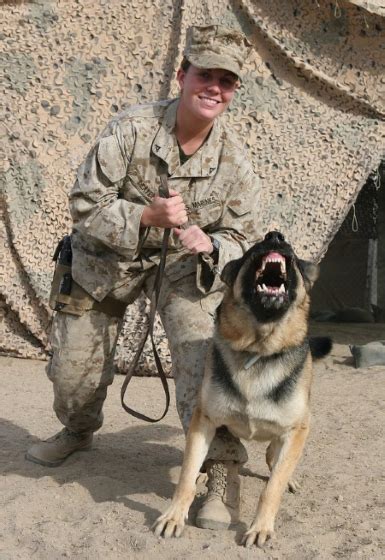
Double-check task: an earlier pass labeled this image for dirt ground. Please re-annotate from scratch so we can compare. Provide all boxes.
[0,323,384,560]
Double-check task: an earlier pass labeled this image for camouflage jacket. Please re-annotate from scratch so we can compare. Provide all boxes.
[69,99,261,301]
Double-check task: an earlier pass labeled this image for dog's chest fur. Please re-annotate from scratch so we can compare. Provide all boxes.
[201,338,311,441]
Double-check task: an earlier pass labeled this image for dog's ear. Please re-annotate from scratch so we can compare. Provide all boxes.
[221,257,243,287]
[297,259,319,290]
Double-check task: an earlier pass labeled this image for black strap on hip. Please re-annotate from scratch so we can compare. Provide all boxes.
[120,174,171,422]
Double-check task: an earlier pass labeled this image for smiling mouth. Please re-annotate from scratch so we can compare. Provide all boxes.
[255,251,289,308]
[198,96,220,105]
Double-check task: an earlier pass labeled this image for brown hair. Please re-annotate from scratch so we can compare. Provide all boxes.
[180,57,191,72]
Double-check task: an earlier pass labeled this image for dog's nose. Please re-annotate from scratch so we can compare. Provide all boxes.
[265,231,285,244]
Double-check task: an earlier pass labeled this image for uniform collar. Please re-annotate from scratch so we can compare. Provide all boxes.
[152,98,224,179]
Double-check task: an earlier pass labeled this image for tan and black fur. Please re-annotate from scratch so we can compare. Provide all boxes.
[153,231,331,547]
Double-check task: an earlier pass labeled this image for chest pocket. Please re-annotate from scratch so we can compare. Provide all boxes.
[226,195,252,217]
[121,169,156,203]
[121,153,164,202]
[187,198,223,229]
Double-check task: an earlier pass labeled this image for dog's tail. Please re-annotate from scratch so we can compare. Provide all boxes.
[309,337,332,360]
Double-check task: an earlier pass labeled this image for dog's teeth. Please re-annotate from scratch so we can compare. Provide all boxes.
[262,283,267,291]
[279,283,285,293]
[257,285,263,292]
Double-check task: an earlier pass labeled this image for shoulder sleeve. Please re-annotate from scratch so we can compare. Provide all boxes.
[69,119,147,258]
[98,134,126,183]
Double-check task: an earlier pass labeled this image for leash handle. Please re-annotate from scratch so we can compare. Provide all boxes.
[158,174,170,199]
[120,173,171,422]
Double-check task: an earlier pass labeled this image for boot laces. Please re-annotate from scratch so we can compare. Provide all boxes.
[207,461,227,497]
[48,428,87,443]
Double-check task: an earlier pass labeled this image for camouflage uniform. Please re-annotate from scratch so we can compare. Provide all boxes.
[47,96,260,462]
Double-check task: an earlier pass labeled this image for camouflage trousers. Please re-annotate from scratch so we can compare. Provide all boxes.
[47,270,248,464]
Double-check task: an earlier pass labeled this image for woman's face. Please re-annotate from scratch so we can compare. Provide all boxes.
[177,65,239,125]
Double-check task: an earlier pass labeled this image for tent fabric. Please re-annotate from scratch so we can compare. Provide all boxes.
[348,0,385,16]
[1,0,384,368]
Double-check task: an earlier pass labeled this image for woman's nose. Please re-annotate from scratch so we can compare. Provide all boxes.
[206,80,221,92]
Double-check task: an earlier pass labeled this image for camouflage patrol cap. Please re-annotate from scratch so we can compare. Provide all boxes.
[183,25,251,80]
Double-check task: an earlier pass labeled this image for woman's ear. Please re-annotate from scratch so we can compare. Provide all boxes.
[176,68,186,90]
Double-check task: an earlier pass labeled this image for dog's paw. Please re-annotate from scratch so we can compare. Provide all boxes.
[241,523,274,548]
[152,506,187,538]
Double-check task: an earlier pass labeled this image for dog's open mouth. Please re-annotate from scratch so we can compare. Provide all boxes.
[255,251,288,307]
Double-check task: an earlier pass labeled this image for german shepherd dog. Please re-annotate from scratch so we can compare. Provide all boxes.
[153,231,331,547]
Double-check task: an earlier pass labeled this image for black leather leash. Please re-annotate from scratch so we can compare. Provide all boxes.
[120,174,171,422]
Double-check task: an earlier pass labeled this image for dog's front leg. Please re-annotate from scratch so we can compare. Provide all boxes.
[243,421,309,548]
[153,407,216,538]
[266,440,301,493]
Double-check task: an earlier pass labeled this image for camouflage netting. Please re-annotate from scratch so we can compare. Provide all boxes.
[1,0,384,373]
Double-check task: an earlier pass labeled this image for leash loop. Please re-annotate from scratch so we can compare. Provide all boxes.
[120,174,171,422]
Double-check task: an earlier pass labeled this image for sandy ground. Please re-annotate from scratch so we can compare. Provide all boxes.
[1,323,384,560]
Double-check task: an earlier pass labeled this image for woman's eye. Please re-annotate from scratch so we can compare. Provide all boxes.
[199,71,211,80]
[220,78,236,90]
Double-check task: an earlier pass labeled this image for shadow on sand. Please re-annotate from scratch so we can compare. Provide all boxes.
[0,419,186,527]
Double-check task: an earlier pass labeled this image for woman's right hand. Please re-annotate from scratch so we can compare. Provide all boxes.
[140,189,188,228]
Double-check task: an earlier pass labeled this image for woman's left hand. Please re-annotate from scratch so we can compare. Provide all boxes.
[174,225,213,255]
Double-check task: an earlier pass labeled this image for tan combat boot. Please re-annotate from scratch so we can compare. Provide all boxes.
[196,460,241,530]
[25,428,93,467]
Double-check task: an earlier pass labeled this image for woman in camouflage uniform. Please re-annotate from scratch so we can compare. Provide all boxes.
[26,24,261,530]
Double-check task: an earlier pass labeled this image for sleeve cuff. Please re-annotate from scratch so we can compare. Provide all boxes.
[196,238,229,294]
